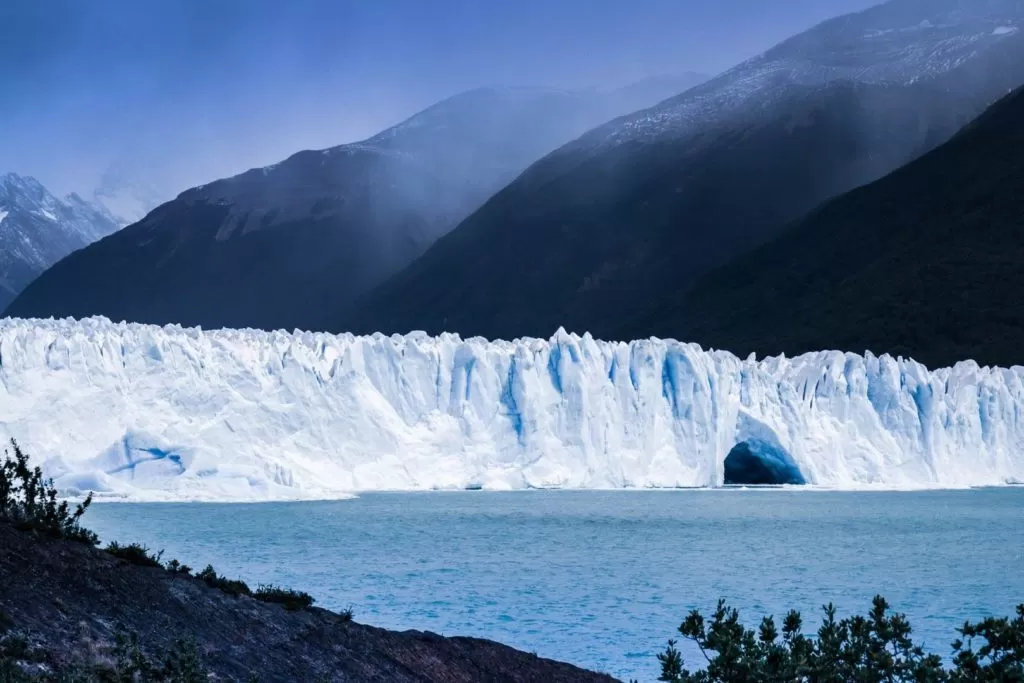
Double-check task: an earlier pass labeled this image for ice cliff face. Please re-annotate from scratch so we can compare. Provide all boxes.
[0,317,1020,501]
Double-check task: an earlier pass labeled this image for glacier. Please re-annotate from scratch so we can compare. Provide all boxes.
[0,317,1021,501]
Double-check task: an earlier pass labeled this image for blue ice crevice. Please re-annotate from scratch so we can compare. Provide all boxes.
[500,358,526,445]
[96,431,191,481]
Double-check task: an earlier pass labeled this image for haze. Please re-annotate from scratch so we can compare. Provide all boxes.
[1,0,877,200]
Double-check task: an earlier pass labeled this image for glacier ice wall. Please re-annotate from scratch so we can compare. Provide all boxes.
[0,317,1021,500]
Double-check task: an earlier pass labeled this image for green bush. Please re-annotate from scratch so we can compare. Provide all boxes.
[156,637,207,683]
[111,631,152,682]
[0,659,31,683]
[1,629,213,682]
[0,440,96,545]
[196,565,252,598]
[657,596,1024,682]
[104,542,164,569]
[165,559,192,576]
[253,584,315,611]
[108,631,210,683]
[0,632,30,661]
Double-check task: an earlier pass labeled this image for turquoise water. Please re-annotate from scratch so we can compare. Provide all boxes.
[86,490,1024,681]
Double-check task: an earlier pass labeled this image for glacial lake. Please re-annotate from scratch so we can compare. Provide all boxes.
[86,490,1024,681]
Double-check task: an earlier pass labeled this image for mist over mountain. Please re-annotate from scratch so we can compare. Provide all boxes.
[0,173,119,311]
[345,0,1024,342]
[4,76,707,330]
[2,0,875,202]
[92,164,169,226]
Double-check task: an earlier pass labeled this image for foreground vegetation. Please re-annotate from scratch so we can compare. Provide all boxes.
[0,630,212,683]
[655,597,1024,682]
[0,440,318,614]
[0,440,96,545]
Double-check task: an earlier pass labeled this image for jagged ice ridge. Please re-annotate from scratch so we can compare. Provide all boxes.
[0,317,1020,500]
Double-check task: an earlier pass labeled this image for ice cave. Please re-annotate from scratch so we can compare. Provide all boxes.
[723,439,807,486]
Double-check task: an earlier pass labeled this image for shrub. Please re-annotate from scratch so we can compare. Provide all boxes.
[109,631,210,683]
[165,559,192,576]
[197,565,252,598]
[0,659,31,683]
[338,606,354,624]
[157,638,207,683]
[104,542,164,569]
[951,604,1024,681]
[657,596,1024,682]
[253,584,315,611]
[0,440,96,545]
[0,632,30,661]
[112,631,153,681]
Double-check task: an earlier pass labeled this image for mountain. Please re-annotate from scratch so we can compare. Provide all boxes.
[92,164,169,226]
[653,85,1024,369]
[608,71,713,105]
[4,76,708,331]
[346,0,1024,341]
[0,318,1020,502]
[0,173,120,312]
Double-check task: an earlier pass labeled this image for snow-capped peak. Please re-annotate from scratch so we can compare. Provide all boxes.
[0,173,121,310]
[578,0,1024,148]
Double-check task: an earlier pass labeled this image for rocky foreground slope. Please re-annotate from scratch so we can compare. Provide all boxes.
[0,523,616,682]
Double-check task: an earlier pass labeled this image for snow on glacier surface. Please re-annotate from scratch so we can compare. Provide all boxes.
[0,317,1021,501]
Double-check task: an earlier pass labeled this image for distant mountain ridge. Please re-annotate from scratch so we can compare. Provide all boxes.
[0,173,120,311]
[345,0,1024,342]
[5,74,708,330]
[578,0,1024,148]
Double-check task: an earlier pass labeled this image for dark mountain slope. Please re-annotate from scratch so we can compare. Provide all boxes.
[345,0,1024,341]
[349,79,989,340]
[4,78,706,331]
[651,86,1024,370]
[0,523,617,682]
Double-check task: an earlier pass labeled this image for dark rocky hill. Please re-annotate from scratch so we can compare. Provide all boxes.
[650,86,1024,369]
[5,77,706,332]
[0,523,618,683]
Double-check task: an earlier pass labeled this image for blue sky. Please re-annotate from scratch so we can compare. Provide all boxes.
[0,0,878,197]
